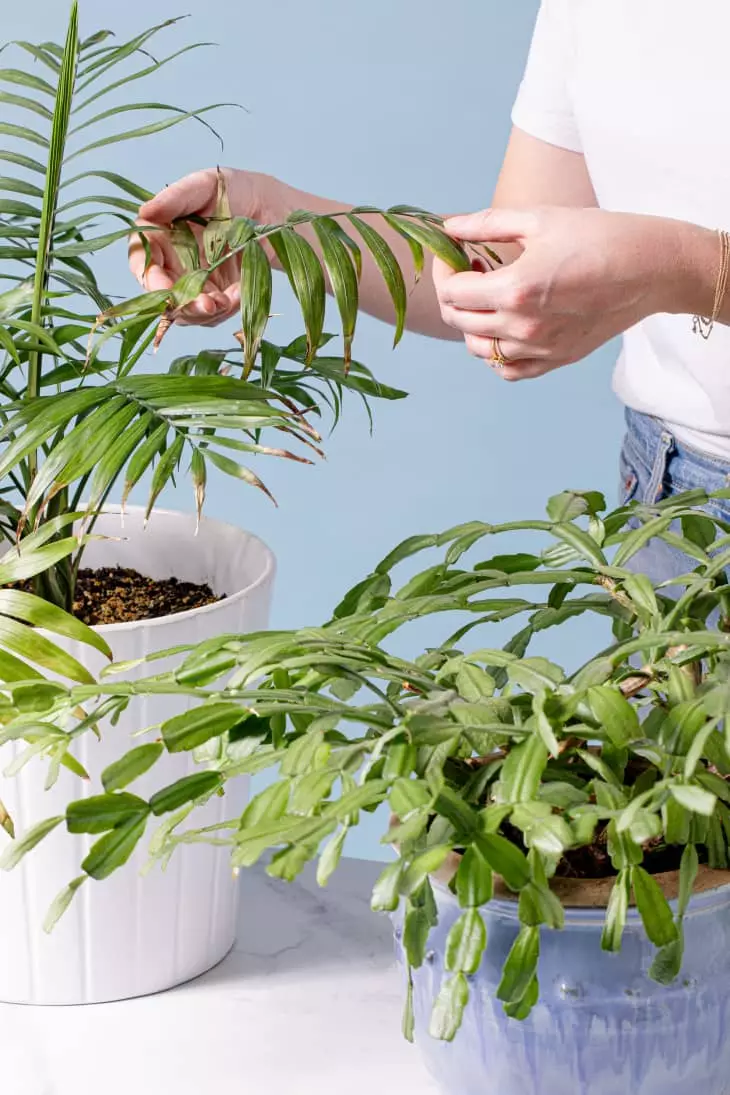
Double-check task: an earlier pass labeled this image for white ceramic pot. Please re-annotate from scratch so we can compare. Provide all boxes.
[0,506,275,1005]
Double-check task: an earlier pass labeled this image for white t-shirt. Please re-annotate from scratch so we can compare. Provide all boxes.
[512,0,730,458]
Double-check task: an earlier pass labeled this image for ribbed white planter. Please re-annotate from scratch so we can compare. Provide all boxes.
[0,506,276,1005]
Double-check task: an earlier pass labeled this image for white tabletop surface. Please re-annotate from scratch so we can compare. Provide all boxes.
[1,859,440,1095]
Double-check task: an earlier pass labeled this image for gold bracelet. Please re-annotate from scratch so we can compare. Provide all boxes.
[693,228,730,340]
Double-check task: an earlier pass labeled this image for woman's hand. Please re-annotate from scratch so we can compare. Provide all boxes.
[128,168,290,326]
[433,206,716,380]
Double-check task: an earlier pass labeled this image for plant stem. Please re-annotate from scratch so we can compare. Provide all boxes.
[28,2,80,481]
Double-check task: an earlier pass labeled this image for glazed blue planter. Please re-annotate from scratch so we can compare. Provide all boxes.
[396,874,730,1095]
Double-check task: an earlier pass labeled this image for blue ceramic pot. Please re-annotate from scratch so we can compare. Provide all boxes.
[396,873,730,1095]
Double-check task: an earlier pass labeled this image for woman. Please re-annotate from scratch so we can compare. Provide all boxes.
[130,0,730,582]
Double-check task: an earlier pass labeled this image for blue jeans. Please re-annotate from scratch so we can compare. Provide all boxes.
[619,409,730,584]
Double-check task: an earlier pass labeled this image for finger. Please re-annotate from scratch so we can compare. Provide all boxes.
[463,333,550,364]
[179,293,223,322]
[441,305,508,338]
[431,254,458,293]
[144,264,176,293]
[129,225,165,285]
[497,360,551,382]
[437,267,515,311]
[177,291,240,326]
[139,170,217,224]
[221,282,241,310]
[443,208,540,244]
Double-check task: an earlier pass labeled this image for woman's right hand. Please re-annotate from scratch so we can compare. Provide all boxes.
[128,167,289,326]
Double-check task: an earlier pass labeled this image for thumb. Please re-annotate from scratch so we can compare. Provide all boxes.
[443,208,540,244]
[139,169,217,223]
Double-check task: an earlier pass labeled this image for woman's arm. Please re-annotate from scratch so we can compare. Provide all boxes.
[129,128,597,339]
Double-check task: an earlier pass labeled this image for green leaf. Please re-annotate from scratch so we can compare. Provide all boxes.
[348,214,407,345]
[238,240,272,377]
[601,869,631,952]
[0,121,48,148]
[613,515,673,568]
[313,217,359,366]
[401,845,451,895]
[623,573,659,618]
[204,449,276,506]
[316,826,348,887]
[0,67,57,97]
[149,772,222,816]
[371,859,404,913]
[650,937,684,985]
[498,735,549,803]
[670,784,717,816]
[43,875,86,934]
[241,781,291,829]
[66,103,231,161]
[663,796,691,846]
[678,843,699,918]
[66,792,149,835]
[122,422,167,506]
[0,590,110,660]
[82,814,148,881]
[101,743,164,792]
[497,925,540,1004]
[455,845,494,908]
[681,513,716,550]
[384,213,470,274]
[290,770,337,814]
[547,490,605,522]
[476,834,530,891]
[632,867,679,947]
[552,523,606,568]
[428,972,470,1042]
[684,720,721,780]
[62,169,154,203]
[455,663,495,703]
[383,213,424,282]
[445,908,487,975]
[518,880,565,930]
[0,616,94,685]
[503,976,539,1021]
[161,702,247,753]
[588,685,640,746]
[390,777,433,819]
[0,815,63,870]
[403,903,432,968]
[268,228,325,365]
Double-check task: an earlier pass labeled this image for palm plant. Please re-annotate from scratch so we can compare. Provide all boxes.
[0,0,475,631]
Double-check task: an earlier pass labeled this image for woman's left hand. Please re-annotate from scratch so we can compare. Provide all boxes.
[434,206,709,381]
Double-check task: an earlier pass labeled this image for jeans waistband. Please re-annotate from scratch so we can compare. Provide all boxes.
[625,408,730,477]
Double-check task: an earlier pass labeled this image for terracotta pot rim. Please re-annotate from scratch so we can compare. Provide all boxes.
[431,847,730,909]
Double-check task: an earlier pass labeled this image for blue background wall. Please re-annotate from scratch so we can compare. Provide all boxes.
[5,1,624,857]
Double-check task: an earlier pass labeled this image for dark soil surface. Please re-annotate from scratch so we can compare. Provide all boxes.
[72,566,222,625]
[555,832,683,879]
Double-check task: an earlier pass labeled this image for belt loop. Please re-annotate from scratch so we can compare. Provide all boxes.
[646,429,675,504]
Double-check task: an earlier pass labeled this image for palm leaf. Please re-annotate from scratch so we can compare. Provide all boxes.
[347,215,407,345]
[268,228,326,365]
[313,218,359,368]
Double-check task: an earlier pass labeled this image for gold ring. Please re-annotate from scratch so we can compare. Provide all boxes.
[490,337,508,369]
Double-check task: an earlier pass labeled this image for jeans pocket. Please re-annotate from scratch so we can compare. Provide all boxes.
[618,443,639,505]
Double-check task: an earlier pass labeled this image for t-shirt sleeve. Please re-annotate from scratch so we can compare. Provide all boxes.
[511,0,582,153]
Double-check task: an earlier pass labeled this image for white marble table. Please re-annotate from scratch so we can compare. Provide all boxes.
[1,859,440,1095]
